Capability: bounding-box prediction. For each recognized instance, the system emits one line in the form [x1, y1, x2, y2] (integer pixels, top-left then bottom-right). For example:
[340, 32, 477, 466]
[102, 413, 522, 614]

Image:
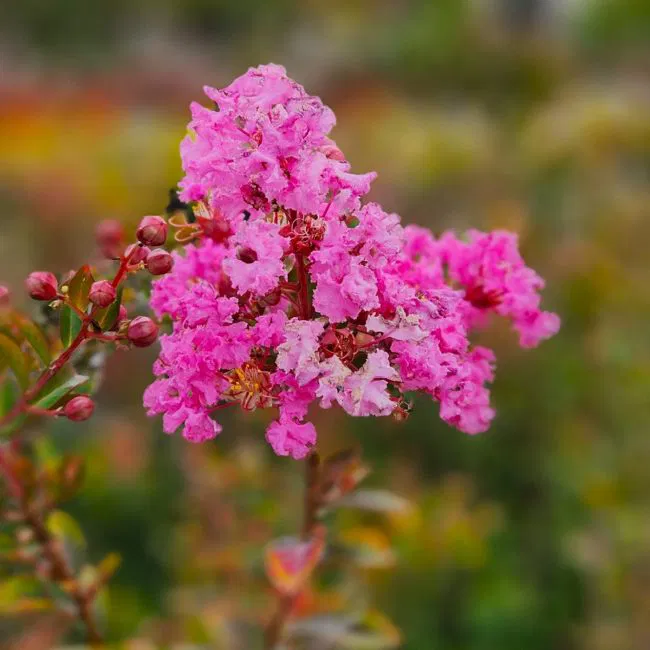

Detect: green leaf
[30, 374, 89, 411]
[94, 285, 122, 331]
[0, 332, 29, 389]
[13, 313, 51, 365]
[339, 610, 402, 649]
[338, 489, 412, 514]
[0, 379, 18, 418]
[59, 305, 83, 348]
[0, 576, 42, 610]
[66, 265, 93, 311]
[0, 597, 53, 614]
[95, 552, 121, 585]
[46, 510, 86, 550]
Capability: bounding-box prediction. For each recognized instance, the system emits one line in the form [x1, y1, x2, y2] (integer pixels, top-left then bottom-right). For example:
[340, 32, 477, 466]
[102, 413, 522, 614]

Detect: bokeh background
[1, 1, 650, 648]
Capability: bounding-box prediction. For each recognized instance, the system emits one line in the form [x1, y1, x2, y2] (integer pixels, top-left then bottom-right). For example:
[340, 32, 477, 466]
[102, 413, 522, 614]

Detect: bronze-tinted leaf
[65, 265, 93, 311]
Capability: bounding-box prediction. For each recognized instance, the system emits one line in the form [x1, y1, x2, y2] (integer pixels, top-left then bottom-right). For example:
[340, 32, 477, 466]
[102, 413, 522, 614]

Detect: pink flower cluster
[144, 64, 560, 459]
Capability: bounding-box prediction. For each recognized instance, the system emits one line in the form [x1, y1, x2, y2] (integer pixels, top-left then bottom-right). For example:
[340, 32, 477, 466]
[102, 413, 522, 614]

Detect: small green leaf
[96, 552, 121, 585]
[338, 489, 412, 514]
[31, 374, 89, 411]
[0, 576, 42, 609]
[0, 379, 18, 418]
[66, 265, 93, 311]
[13, 313, 51, 365]
[0, 597, 53, 614]
[0, 332, 29, 389]
[59, 305, 83, 348]
[46, 510, 86, 549]
[340, 610, 401, 649]
[94, 286, 122, 331]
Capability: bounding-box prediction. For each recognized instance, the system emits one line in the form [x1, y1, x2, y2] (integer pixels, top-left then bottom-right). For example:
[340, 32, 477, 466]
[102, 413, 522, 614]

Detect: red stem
[263, 452, 320, 649]
[295, 253, 311, 320]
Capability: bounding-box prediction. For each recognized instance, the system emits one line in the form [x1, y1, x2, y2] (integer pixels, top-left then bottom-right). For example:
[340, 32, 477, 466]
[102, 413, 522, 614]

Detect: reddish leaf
[265, 533, 325, 596]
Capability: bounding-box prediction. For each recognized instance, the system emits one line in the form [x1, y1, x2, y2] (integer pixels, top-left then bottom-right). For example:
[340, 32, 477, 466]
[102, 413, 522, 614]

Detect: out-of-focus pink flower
[96, 219, 125, 259]
[0, 284, 10, 306]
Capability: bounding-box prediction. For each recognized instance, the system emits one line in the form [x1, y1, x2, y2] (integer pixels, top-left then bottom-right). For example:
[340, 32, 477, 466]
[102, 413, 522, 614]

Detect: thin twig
[0, 446, 103, 646]
[264, 451, 321, 650]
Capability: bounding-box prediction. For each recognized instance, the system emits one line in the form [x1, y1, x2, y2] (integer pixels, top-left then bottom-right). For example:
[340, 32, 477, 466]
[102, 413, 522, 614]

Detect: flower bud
[145, 249, 174, 275]
[124, 243, 150, 265]
[63, 395, 95, 422]
[127, 316, 158, 348]
[89, 280, 116, 307]
[25, 272, 58, 301]
[136, 215, 168, 247]
[96, 219, 124, 259]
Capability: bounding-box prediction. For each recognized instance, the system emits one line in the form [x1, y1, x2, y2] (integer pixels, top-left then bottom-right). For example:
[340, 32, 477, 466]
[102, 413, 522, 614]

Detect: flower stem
[263, 451, 321, 650]
[295, 253, 311, 320]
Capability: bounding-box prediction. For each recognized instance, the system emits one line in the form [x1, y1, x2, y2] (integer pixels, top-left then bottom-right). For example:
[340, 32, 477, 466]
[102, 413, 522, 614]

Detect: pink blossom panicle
[144, 64, 560, 458]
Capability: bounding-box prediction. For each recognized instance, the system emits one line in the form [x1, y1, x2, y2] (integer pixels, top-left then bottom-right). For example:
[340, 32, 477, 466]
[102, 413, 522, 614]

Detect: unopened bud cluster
[98, 215, 173, 279]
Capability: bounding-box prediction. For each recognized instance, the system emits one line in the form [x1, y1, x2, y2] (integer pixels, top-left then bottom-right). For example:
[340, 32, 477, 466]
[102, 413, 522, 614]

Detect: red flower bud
[145, 249, 174, 276]
[124, 243, 150, 265]
[96, 219, 124, 259]
[25, 272, 58, 301]
[89, 280, 116, 308]
[63, 395, 95, 422]
[127, 316, 158, 348]
[136, 215, 168, 247]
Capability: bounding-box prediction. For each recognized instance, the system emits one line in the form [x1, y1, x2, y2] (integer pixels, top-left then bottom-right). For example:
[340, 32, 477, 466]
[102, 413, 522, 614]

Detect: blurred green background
[1, 1, 649, 648]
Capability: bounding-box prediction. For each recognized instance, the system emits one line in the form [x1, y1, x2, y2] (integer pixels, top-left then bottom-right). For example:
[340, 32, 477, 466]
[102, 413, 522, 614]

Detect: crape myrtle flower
[144, 64, 560, 459]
